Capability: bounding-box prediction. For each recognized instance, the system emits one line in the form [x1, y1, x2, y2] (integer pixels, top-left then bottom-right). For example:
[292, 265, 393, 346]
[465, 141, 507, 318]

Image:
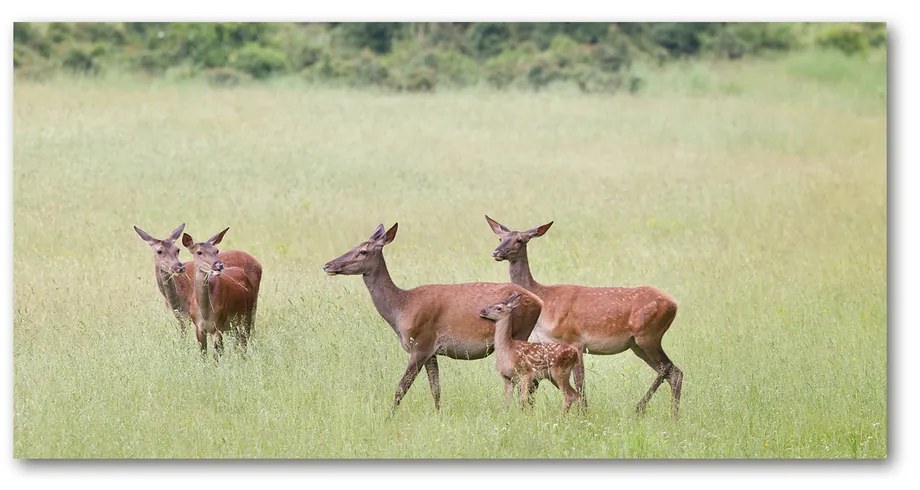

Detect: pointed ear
[182, 233, 194, 249]
[382, 223, 398, 245]
[527, 221, 553, 238]
[506, 292, 522, 309]
[485, 215, 510, 235]
[168, 223, 186, 242]
[369, 224, 386, 241]
[207, 227, 230, 245]
[134, 226, 156, 244]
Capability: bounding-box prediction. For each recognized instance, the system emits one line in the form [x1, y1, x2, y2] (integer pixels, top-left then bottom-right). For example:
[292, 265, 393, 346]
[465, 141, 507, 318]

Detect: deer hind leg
[552, 366, 580, 414]
[631, 341, 674, 416]
[518, 374, 536, 408]
[571, 345, 587, 409]
[424, 356, 441, 411]
[174, 311, 188, 337]
[666, 362, 683, 418]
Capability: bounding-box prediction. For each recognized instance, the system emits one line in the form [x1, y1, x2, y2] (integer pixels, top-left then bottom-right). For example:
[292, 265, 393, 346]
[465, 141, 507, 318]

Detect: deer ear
[369, 224, 386, 241]
[506, 292, 522, 308]
[168, 223, 186, 242]
[527, 221, 553, 238]
[382, 223, 398, 245]
[182, 233, 194, 248]
[485, 215, 510, 235]
[208, 227, 229, 245]
[134, 226, 156, 244]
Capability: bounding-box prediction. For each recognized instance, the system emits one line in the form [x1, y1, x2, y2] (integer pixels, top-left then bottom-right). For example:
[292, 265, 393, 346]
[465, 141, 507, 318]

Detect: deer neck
[493, 315, 515, 366]
[156, 267, 185, 313]
[508, 247, 542, 293]
[362, 254, 406, 331]
[193, 268, 216, 319]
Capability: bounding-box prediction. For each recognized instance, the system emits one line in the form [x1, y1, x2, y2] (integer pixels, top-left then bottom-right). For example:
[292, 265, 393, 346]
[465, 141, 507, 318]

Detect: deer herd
[135, 216, 683, 418]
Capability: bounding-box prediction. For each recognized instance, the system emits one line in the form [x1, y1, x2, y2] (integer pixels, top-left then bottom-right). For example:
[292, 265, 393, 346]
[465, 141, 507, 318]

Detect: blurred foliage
[13, 22, 885, 92]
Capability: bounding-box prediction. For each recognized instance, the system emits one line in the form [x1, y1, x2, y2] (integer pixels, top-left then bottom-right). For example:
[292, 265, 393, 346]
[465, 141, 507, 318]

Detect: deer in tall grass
[485, 216, 683, 417]
[134, 223, 257, 337]
[479, 292, 581, 413]
[182, 227, 262, 356]
[323, 223, 543, 412]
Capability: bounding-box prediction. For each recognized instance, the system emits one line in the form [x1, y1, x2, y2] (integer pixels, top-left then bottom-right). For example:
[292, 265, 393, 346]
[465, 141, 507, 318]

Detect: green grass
[13, 51, 886, 458]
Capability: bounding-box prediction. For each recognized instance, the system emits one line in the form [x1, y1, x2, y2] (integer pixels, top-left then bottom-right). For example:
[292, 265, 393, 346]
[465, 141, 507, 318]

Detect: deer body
[481, 293, 581, 412]
[486, 216, 683, 416]
[324, 223, 542, 412]
[183, 229, 262, 356]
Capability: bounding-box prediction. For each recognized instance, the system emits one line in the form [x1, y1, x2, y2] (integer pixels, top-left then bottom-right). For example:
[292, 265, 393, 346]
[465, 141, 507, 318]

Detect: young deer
[134, 223, 255, 337]
[480, 292, 581, 413]
[323, 223, 543, 412]
[485, 215, 683, 417]
[182, 227, 262, 356]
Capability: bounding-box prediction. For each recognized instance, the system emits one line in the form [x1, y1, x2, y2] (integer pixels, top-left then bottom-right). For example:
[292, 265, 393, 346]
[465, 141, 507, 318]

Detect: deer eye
[359, 250, 368, 256]
[197, 251, 202, 255]
[515, 238, 523, 244]
[157, 250, 162, 254]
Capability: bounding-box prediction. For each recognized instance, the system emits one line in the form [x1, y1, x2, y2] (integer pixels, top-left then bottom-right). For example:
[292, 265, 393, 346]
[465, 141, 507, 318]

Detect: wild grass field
[12, 50, 887, 459]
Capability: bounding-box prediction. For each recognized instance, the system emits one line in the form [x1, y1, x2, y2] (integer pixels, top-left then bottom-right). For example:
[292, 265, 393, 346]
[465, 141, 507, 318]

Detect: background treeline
[13, 22, 886, 92]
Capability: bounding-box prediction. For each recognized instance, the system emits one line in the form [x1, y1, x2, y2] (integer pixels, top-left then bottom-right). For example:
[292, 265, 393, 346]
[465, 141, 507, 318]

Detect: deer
[485, 215, 683, 417]
[479, 292, 582, 413]
[181, 227, 262, 357]
[134, 223, 257, 337]
[322, 223, 543, 412]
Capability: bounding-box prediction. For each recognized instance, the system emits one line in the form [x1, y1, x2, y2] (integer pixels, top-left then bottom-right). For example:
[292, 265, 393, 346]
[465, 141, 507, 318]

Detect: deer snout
[212, 260, 224, 272]
[492, 249, 505, 261]
[175, 263, 185, 273]
[323, 262, 338, 275]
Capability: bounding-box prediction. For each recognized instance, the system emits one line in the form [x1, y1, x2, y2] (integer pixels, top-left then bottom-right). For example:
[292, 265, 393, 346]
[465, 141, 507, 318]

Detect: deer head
[182, 227, 230, 277]
[134, 223, 186, 275]
[323, 223, 398, 276]
[479, 292, 522, 320]
[485, 215, 553, 261]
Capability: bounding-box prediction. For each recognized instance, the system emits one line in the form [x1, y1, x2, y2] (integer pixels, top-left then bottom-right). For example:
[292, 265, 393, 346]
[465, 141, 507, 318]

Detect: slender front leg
[518, 374, 535, 408]
[195, 326, 207, 355]
[503, 377, 514, 406]
[573, 351, 587, 409]
[392, 352, 429, 413]
[212, 331, 224, 360]
[174, 311, 188, 338]
[424, 356, 441, 411]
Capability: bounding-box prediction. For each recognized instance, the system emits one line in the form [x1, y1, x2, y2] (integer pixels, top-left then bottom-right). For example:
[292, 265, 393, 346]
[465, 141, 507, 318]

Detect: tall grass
[13, 51, 886, 458]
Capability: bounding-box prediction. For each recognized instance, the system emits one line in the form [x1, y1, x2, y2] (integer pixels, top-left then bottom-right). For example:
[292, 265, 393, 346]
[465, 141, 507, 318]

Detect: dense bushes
[14, 22, 884, 91]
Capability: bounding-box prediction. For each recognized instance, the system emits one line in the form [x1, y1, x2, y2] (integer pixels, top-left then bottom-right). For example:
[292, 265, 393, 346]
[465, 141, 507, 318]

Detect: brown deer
[182, 227, 262, 356]
[323, 223, 543, 412]
[134, 223, 257, 337]
[485, 215, 683, 417]
[479, 292, 581, 413]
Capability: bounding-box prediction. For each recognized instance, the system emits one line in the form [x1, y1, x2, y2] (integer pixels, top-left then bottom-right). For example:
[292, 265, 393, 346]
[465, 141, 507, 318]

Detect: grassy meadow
[12, 50, 886, 459]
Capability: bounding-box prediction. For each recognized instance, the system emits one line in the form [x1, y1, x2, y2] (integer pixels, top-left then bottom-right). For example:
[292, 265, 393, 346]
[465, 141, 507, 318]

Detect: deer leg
[503, 377, 515, 406]
[666, 361, 683, 418]
[554, 366, 581, 414]
[518, 374, 535, 408]
[195, 326, 207, 355]
[392, 352, 429, 413]
[213, 331, 225, 360]
[573, 347, 587, 409]
[424, 356, 441, 411]
[631, 343, 671, 415]
[174, 311, 188, 337]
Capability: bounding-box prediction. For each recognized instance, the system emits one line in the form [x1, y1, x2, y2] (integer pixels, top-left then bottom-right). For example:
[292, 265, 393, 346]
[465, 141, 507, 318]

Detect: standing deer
[485, 215, 683, 417]
[479, 292, 581, 413]
[182, 227, 262, 356]
[134, 223, 256, 337]
[322, 223, 543, 412]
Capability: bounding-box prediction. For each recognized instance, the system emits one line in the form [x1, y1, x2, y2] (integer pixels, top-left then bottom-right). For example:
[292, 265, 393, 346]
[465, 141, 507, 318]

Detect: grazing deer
[479, 292, 581, 413]
[485, 216, 683, 417]
[181, 227, 262, 356]
[134, 223, 256, 337]
[323, 223, 543, 412]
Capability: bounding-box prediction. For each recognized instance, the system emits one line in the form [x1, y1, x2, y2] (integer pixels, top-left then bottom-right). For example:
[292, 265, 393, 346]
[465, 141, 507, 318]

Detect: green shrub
[470, 23, 511, 59]
[816, 24, 869, 55]
[61, 46, 101, 75]
[231, 43, 290, 79]
[205, 67, 249, 87]
[649, 23, 717, 57]
[335, 23, 403, 54]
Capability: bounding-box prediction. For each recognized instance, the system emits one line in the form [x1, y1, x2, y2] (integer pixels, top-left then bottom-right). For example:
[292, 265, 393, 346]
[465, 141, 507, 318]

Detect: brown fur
[183, 228, 262, 357]
[486, 216, 683, 417]
[324, 223, 543, 412]
[481, 293, 581, 413]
